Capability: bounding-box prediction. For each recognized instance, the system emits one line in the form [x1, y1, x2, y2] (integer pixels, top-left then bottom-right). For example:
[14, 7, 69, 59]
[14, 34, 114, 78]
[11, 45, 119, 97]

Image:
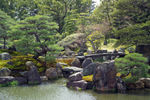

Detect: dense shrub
[115, 53, 150, 83]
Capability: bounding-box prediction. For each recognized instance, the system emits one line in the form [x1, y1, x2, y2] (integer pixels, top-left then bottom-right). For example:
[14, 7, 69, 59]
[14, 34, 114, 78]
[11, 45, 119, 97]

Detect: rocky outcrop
[0, 68, 11, 76]
[0, 76, 14, 86]
[62, 67, 83, 78]
[116, 77, 126, 92]
[69, 72, 82, 82]
[83, 62, 99, 76]
[71, 58, 81, 68]
[67, 80, 87, 90]
[82, 58, 93, 68]
[93, 61, 117, 92]
[0, 52, 11, 60]
[139, 78, 150, 88]
[25, 61, 41, 85]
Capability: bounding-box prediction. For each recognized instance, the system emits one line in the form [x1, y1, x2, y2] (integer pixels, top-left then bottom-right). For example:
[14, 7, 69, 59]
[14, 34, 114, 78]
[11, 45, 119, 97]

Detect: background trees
[0, 10, 15, 49]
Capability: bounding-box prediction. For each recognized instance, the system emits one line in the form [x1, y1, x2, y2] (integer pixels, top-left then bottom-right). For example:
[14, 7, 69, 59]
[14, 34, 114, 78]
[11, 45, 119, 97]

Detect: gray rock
[62, 67, 83, 78]
[93, 61, 117, 92]
[139, 78, 150, 88]
[83, 62, 99, 76]
[56, 63, 63, 77]
[116, 77, 126, 92]
[71, 58, 81, 67]
[25, 61, 41, 85]
[67, 80, 87, 90]
[0, 68, 11, 76]
[82, 58, 93, 68]
[40, 76, 48, 81]
[69, 72, 82, 82]
[0, 76, 14, 86]
[45, 68, 58, 80]
[0, 52, 11, 60]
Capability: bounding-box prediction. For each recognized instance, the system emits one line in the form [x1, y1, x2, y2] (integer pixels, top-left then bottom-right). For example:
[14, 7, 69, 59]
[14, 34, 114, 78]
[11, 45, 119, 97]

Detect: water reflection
[0, 79, 150, 100]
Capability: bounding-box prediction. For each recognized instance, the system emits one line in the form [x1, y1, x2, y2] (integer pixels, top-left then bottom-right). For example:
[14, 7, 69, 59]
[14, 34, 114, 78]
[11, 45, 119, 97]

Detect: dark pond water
[0, 79, 150, 100]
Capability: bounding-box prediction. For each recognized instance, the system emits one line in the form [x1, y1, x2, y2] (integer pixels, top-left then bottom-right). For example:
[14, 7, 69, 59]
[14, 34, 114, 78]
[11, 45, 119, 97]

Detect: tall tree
[0, 10, 15, 49]
[112, 0, 150, 47]
[9, 15, 62, 59]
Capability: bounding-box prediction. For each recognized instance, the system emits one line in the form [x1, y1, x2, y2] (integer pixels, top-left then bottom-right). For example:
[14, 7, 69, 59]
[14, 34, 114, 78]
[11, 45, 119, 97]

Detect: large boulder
[0, 68, 11, 76]
[0, 52, 11, 60]
[116, 77, 126, 92]
[82, 58, 93, 68]
[45, 68, 58, 80]
[0, 76, 27, 86]
[69, 72, 82, 82]
[0, 76, 14, 86]
[71, 58, 81, 67]
[138, 78, 150, 88]
[56, 63, 63, 77]
[83, 62, 99, 76]
[93, 61, 117, 92]
[25, 61, 41, 85]
[62, 67, 83, 78]
[67, 80, 87, 90]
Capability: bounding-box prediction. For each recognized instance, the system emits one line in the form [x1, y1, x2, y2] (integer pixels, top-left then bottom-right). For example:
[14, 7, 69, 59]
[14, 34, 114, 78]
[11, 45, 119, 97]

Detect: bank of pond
[0, 51, 150, 100]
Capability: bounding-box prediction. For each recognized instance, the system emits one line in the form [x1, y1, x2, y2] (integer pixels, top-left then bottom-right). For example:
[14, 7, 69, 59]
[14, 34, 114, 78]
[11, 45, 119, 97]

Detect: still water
[0, 79, 150, 100]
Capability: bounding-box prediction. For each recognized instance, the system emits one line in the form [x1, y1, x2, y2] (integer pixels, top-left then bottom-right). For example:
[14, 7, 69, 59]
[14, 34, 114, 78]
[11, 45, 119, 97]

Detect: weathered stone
[135, 80, 145, 89]
[0, 76, 14, 86]
[56, 63, 63, 77]
[67, 80, 87, 90]
[69, 72, 82, 82]
[83, 62, 99, 76]
[25, 61, 41, 85]
[40, 76, 48, 81]
[0, 68, 11, 76]
[28, 66, 41, 85]
[45, 68, 58, 80]
[139, 78, 150, 88]
[62, 67, 83, 78]
[0, 52, 11, 60]
[76, 56, 85, 64]
[116, 77, 126, 92]
[93, 61, 117, 92]
[71, 58, 81, 67]
[82, 58, 93, 68]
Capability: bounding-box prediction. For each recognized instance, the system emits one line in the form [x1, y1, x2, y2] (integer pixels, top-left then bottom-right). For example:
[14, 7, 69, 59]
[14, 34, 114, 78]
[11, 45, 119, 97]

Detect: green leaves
[115, 53, 150, 82]
[9, 15, 60, 55]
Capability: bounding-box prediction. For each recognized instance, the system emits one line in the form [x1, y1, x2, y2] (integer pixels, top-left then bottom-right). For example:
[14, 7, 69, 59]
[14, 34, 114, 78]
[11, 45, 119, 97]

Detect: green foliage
[87, 31, 105, 53]
[9, 15, 61, 56]
[115, 53, 150, 82]
[10, 81, 18, 86]
[0, 10, 15, 49]
[112, 0, 150, 47]
[114, 21, 150, 47]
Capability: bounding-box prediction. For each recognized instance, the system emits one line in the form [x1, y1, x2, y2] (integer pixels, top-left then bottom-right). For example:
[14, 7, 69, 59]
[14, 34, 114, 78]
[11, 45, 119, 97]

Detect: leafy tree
[112, 0, 150, 48]
[115, 53, 150, 83]
[9, 15, 62, 60]
[87, 31, 104, 53]
[0, 10, 15, 49]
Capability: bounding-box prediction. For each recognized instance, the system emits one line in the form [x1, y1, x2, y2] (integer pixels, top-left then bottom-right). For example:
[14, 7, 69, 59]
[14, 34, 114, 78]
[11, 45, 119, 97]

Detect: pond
[0, 79, 150, 100]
